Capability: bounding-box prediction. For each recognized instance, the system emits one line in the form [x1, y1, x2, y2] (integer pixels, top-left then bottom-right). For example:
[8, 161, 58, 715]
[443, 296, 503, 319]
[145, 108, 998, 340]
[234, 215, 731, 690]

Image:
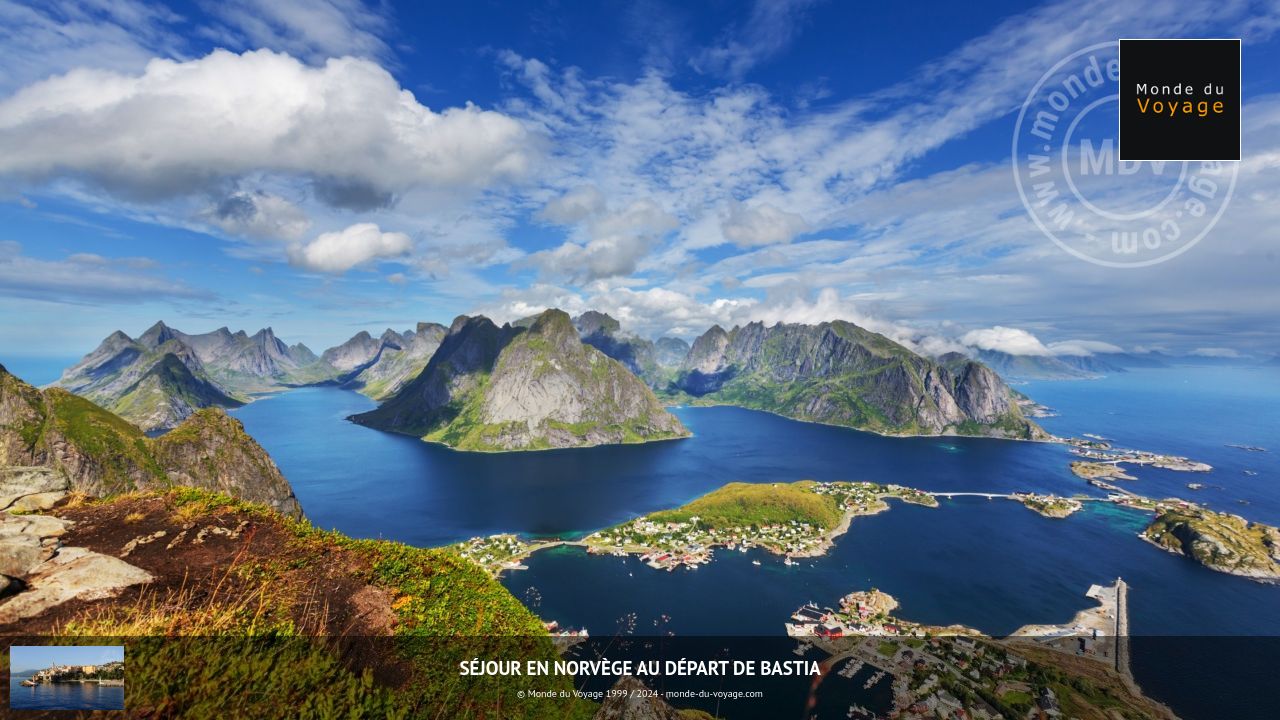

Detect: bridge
[931, 492, 1017, 500]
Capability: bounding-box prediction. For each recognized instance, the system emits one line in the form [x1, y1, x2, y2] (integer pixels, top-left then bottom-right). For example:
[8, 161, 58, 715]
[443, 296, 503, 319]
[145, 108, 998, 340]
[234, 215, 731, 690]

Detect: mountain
[52, 322, 338, 431]
[572, 311, 687, 389]
[326, 323, 449, 400]
[352, 309, 689, 451]
[1, 365, 301, 517]
[671, 322, 1044, 439]
[654, 337, 691, 367]
[974, 349, 1102, 381]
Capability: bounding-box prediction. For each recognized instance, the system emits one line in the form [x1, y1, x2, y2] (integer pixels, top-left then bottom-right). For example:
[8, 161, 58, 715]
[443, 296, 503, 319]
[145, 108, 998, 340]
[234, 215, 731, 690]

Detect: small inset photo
[9, 645, 125, 711]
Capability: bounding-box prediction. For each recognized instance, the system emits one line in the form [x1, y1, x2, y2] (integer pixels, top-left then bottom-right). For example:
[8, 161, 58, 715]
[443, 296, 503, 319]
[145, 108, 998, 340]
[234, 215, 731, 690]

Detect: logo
[1013, 42, 1237, 268]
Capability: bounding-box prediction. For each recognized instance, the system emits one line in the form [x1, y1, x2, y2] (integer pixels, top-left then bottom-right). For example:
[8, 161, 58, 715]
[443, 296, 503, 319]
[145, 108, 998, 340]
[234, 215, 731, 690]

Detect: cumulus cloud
[720, 202, 810, 247]
[288, 223, 412, 273]
[539, 186, 606, 224]
[960, 326, 1052, 356]
[0, 49, 537, 206]
[203, 191, 311, 241]
[526, 199, 677, 282]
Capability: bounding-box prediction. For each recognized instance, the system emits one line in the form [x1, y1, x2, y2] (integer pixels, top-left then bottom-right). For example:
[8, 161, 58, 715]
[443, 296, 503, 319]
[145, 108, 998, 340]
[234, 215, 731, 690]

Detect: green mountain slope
[672, 321, 1044, 439]
[353, 309, 689, 451]
[1, 365, 300, 516]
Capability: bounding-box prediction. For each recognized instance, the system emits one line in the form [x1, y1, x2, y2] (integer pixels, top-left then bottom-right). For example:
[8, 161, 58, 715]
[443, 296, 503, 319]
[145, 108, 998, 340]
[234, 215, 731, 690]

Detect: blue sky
[10, 645, 123, 672]
[1, 0, 1279, 363]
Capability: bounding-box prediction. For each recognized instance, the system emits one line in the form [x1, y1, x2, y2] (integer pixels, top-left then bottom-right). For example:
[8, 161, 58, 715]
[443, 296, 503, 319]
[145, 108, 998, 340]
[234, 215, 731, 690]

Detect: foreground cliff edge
[351, 309, 690, 451]
[0, 489, 587, 719]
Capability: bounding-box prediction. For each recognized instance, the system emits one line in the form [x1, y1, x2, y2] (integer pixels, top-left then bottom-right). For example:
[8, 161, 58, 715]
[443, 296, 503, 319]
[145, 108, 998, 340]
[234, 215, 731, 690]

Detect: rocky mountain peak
[574, 310, 621, 337]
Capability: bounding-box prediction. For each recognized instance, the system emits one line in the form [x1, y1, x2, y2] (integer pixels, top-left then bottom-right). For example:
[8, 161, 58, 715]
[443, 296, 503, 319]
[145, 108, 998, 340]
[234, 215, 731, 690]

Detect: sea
[8, 675, 125, 711]
[4, 355, 1279, 719]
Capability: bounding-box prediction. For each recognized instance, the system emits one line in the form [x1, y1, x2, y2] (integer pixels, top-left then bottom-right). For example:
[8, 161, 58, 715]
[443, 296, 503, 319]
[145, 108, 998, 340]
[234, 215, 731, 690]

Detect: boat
[752, 560, 761, 566]
[20, 679, 36, 687]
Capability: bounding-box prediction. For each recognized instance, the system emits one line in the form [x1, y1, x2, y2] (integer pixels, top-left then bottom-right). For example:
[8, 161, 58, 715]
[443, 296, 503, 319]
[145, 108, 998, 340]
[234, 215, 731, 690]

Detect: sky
[1, 0, 1278, 362]
[10, 645, 124, 672]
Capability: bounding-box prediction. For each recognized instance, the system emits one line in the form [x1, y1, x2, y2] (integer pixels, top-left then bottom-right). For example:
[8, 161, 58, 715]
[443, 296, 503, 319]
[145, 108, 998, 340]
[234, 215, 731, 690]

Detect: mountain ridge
[352, 309, 689, 451]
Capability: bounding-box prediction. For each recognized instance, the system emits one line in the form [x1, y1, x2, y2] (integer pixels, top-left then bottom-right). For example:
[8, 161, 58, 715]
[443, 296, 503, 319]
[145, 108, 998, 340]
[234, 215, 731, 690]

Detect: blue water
[229, 366, 1280, 720]
[8, 676, 125, 710]
[0, 355, 78, 387]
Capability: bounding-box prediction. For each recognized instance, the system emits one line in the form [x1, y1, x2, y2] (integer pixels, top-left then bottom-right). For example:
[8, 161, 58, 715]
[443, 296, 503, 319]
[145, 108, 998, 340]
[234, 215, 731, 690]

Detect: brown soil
[1, 494, 392, 639]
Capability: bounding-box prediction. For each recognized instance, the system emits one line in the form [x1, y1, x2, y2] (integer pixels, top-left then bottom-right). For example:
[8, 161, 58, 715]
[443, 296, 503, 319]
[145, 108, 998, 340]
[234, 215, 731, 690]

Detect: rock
[0, 512, 73, 578]
[0, 466, 69, 511]
[2, 367, 306, 519]
[593, 676, 682, 720]
[0, 546, 153, 624]
[354, 310, 689, 451]
[673, 321, 1043, 438]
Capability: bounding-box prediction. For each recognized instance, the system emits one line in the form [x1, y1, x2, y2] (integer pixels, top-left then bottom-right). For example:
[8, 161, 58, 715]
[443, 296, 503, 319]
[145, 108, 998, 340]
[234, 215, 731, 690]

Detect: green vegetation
[1144, 506, 1280, 579]
[647, 481, 843, 530]
[52, 488, 592, 720]
[45, 388, 168, 493]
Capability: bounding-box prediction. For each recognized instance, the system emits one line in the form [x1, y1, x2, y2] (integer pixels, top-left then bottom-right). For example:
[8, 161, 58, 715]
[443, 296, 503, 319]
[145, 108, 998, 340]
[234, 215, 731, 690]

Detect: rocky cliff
[328, 322, 448, 400]
[673, 321, 1043, 439]
[573, 311, 685, 389]
[1144, 507, 1280, 582]
[1, 365, 301, 518]
[353, 310, 689, 451]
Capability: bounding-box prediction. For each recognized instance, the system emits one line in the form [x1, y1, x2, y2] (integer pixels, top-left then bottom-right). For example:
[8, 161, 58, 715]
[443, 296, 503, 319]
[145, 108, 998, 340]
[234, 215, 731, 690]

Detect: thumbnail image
[9, 646, 125, 711]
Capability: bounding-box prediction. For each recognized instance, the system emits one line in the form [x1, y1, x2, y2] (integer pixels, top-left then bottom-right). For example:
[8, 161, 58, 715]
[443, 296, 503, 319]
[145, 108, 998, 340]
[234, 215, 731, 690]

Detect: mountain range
[49, 310, 1059, 446]
[351, 309, 689, 451]
[323, 322, 449, 400]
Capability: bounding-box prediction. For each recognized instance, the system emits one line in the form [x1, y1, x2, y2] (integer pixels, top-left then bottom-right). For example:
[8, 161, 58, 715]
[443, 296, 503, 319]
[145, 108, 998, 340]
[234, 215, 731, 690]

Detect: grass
[647, 481, 843, 531]
[46, 488, 596, 719]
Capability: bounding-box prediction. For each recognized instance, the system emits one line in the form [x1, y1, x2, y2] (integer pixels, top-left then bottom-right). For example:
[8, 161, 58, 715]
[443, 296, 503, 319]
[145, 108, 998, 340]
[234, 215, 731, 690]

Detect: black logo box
[1119, 38, 1241, 161]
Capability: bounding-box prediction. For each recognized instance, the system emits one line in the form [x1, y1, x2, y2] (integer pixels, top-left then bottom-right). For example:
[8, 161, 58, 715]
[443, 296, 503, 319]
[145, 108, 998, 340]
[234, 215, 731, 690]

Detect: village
[19, 660, 125, 686]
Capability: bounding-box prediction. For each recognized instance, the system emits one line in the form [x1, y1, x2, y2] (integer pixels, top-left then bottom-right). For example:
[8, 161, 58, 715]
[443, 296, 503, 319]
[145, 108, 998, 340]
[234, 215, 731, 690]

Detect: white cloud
[0, 240, 208, 303]
[288, 223, 412, 273]
[199, 0, 394, 65]
[1046, 339, 1125, 357]
[0, 49, 537, 206]
[202, 191, 311, 241]
[526, 199, 677, 282]
[960, 326, 1052, 356]
[691, 0, 821, 78]
[539, 186, 606, 224]
[720, 202, 810, 247]
[1189, 347, 1242, 358]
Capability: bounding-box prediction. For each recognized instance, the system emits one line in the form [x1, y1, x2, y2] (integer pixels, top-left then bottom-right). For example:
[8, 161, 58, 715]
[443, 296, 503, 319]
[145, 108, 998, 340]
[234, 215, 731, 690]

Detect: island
[582, 481, 938, 569]
[1143, 506, 1280, 582]
[1014, 493, 1084, 518]
[1069, 462, 1136, 481]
